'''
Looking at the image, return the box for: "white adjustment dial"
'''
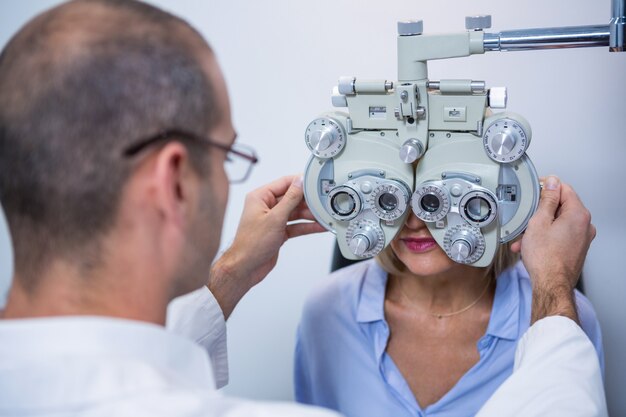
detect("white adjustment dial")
[349,234,372,257]
[305,117,346,159]
[346,219,385,258]
[450,239,472,261]
[483,116,531,163]
[488,87,507,109]
[443,225,486,264]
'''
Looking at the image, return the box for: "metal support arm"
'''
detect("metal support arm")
[611,0,626,51]
[483,25,610,51]
[483,0,624,52]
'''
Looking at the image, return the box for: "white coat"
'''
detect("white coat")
[0,287,607,417]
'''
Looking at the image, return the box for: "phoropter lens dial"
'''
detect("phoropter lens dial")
[411,183,450,222]
[327,185,361,221]
[420,193,440,213]
[379,193,397,211]
[459,190,498,228]
[370,181,411,221]
[332,193,355,215]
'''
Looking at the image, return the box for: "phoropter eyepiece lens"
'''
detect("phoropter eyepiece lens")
[411,183,450,223]
[331,191,356,216]
[378,192,398,212]
[420,193,440,213]
[464,196,492,222]
[370,180,411,221]
[458,190,497,227]
[327,185,362,221]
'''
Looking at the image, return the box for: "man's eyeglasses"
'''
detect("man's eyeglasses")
[123,129,258,184]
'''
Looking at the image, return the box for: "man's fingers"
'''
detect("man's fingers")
[556,183,585,217]
[262,175,299,196]
[288,207,317,222]
[273,176,305,220]
[278,194,308,210]
[286,222,327,239]
[287,199,317,221]
[534,175,562,223]
[249,175,299,208]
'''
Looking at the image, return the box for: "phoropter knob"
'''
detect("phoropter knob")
[488,87,508,109]
[482,114,532,163]
[398,20,423,36]
[490,132,516,156]
[465,15,492,31]
[449,238,473,262]
[346,219,385,258]
[349,233,373,257]
[305,117,346,159]
[331,86,348,107]
[399,139,425,163]
[310,128,334,152]
[443,225,486,264]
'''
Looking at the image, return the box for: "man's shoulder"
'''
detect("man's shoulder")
[90,389,341,417]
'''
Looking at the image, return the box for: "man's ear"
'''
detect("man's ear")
[151,142,197,229]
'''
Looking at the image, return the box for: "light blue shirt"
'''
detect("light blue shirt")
[294,260,604,417]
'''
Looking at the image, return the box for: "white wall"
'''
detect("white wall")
[1,1,625,415]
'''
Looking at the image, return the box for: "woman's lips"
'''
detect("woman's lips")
[401,237,438,253]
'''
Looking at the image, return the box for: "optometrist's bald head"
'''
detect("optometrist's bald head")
[0,0,224,288]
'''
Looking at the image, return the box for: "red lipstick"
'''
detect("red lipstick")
[401,237,438,253]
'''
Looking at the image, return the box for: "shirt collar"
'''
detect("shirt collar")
[355,259,522,341]
[484,263,521,340]
[356,260,388,323]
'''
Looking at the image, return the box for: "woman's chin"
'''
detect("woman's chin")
[404,261,456,277]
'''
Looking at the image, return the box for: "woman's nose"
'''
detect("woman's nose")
[404,210,426,229]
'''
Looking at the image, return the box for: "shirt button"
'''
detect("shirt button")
[478,337,490,350]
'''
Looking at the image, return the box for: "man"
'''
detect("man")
[0,1,606,416]
[0,1,328,415]
[477,177,606,416]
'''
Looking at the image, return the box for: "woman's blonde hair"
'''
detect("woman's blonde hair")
[376,239,519,280]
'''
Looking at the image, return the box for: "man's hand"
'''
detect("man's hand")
[208,175,326,319]
[511,176,596,324]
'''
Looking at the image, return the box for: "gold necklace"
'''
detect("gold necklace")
[395,276,493,319]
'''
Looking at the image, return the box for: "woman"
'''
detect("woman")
[294,212,603,417]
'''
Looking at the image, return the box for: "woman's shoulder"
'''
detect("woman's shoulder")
[300,259,378,324]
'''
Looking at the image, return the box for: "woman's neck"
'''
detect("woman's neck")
[385,265,494,316]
